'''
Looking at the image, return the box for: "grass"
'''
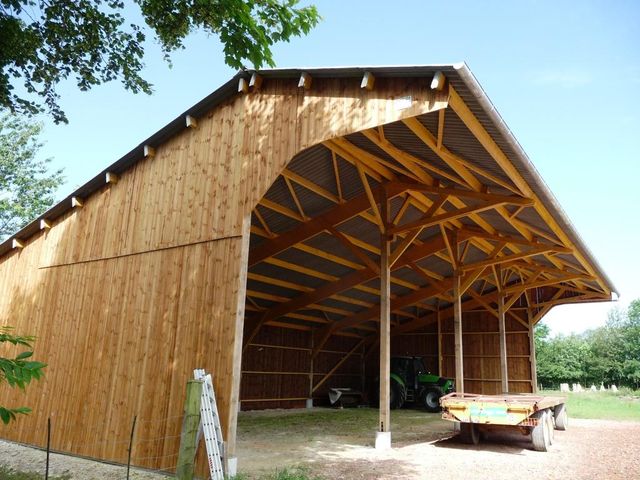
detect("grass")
[0,466,71,480]
[541,388,640,421]
[231,466,323,480]
[237,406,446,442]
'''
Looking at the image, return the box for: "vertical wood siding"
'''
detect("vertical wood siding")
[0,76,447,470]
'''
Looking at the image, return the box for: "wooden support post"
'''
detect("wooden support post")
[176,380,203,480]
[528,309,539,393]
[226,215,252,473]
[376,190,391,449]
[437,303,443,376]
[498,294,509,393]
[308,329,314,408]
[453,270,464,394]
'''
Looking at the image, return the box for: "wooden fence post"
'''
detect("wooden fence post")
[176,380,203,480]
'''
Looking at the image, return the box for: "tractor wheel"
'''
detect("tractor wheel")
[459,422,480,445]
[421,386,443,412]
[531,410,551,452]
[389,379,406,409]
[554,403,568,431]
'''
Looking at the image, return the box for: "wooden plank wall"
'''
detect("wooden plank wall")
[0,76,447,471]
[363,311,533,395]
[241,325,363,409]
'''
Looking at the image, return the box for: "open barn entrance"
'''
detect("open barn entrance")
[235,71,612,449]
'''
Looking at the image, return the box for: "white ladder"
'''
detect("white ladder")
[193,369,225,480]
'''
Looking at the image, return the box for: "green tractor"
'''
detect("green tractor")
[372,356,455,412]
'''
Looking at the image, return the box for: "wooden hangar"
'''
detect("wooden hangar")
[0,64,616,472]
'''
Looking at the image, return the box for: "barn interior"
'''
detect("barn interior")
[238,69,615,437]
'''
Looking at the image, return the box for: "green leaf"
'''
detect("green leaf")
[15,351,33,360]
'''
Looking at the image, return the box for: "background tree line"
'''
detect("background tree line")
[535,299,640,390]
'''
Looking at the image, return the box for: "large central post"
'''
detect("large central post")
[376,188,391,450]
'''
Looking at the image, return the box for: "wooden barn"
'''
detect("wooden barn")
[0,64,615,473]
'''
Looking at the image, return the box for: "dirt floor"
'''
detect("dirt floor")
[1,408,639,479]
[236,407,640,480]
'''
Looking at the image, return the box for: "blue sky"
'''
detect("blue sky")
[32,0,639,336]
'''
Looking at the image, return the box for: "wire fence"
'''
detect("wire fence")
[40,411,190,479]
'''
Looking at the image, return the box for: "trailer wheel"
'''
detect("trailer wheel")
[554,403,568,431]
[546,409,555,445]
[459,422,480,445]
[421,386,443,412]
[531,410,551,452]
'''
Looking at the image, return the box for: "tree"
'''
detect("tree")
[0,326,46,424]
[0,112,64,239]
[1,0,321,123]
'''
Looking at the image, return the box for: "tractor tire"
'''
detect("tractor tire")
[389,379,406,410]
[531,410,551,452]
[459,422,480,445]
[421,386,443,412]
[554,403,568,431]
[546,408,555,445]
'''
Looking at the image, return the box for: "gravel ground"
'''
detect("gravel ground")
[2,416,639,479]
[237,416,640,480]
[0,440,168,480]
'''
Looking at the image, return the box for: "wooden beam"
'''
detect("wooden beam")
[238,77,249,93]
[460,245,571,272]
[395,181,534,207]
[12,239,24,249]
[249,72,263,90]
[39,219,52,230]
[528,309,539,393]
[498,294,508,393]
[379,193,391,434]
[71,196,83,208]
[327,226,380,274]
[270,233,451,337]
[448,85,610,294]
[105,172,119,184]
[453,270,464,394]
[143,145,155,158]
[312,338,366,393]
[361,71,375,90]
[437,108,445,149]
[185,115,197,128]
[388,199,510,236]
[431,71,446,91]
[249,183,405,266]
[298,72,312,90]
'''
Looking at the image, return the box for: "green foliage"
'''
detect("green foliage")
[536,299,640,389]
[0,326,46,424]
[0,112,64,239]
[1,0,320,123]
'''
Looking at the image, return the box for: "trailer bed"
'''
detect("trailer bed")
[440,392,566,426]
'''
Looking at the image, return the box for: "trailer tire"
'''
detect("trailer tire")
[421,386,443,412]
[459,422,480,445]
[554,403,568,431]
[389,379,406,410]
[546,408,555,445]
[531,410,551,452]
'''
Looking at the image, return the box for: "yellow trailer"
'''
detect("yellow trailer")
[440,392,568,451]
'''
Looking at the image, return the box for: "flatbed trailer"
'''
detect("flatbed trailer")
[440,392,568,451]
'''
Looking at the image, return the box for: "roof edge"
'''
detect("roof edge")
[453,63,618,296]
